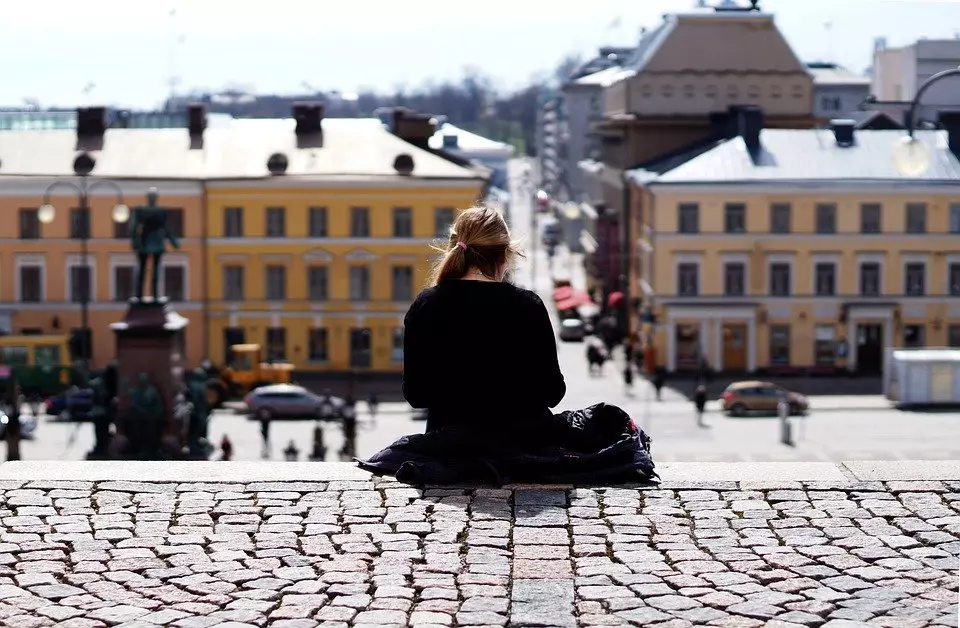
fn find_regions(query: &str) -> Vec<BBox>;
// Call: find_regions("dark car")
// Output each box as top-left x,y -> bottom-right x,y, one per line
45,388 -> 94,421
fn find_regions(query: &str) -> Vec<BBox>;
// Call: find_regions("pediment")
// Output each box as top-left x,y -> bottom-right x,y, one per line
345,248 -> 377,261
303,248 -> 333,262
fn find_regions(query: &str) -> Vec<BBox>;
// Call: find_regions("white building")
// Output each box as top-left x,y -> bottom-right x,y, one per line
429,121 -> 515,190
872,37 -> 960,124
807,62 -> 871,120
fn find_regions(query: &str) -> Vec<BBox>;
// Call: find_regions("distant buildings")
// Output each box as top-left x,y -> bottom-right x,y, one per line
428,120 -> 515,190
807,62 -> 872,120
872,37 -> 960,124
0,106 -> 487,378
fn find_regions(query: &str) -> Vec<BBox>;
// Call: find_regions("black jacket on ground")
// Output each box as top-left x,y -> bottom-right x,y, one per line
358,403 -> 657,486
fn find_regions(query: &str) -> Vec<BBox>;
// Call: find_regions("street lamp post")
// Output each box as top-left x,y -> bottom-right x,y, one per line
38,153 -> 129,373
892,65 -> 960,176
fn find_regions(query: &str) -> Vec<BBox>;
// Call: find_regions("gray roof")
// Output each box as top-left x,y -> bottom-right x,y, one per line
0,118 -> 481,181
653,129 -> 960,185
806,63 -> 872,87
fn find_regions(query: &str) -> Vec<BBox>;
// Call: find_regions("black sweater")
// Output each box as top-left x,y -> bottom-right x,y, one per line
402,279 -> 566,429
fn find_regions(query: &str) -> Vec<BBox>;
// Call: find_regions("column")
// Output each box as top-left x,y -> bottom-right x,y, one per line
713,319 -> 723,372
699,320 -> 708,365
667,317 -> 676,372
747,315 -> 757,373
847,316 -> 857,372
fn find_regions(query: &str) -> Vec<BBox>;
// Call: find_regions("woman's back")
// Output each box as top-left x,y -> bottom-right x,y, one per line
402,279 -> 566,430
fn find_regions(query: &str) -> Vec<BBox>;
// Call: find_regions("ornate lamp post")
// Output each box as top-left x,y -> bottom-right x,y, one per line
892,65 -> 960,176
37,153 -> 128,371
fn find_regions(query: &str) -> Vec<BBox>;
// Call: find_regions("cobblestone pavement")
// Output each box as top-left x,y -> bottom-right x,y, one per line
1,474 -> 958,627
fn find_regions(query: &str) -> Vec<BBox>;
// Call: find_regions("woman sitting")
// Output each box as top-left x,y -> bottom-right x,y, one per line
401,206 -> 566,432
361,206 -> 655,485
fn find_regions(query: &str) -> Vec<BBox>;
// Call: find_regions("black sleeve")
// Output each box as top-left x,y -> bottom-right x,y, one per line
401,298 -> 431,409
528,292 -> 566,408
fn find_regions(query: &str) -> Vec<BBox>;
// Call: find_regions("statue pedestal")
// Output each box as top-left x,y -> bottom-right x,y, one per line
109,298 -> 189,459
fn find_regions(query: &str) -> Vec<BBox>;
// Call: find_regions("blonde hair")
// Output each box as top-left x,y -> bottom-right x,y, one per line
429,206 -> 523,285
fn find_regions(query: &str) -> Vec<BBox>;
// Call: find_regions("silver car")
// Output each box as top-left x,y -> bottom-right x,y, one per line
244,384 -> 344,421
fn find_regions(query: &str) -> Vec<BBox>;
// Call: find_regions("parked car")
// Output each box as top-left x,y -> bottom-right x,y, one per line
719,381 -> 809,417
244,384 -> 344,421
559,318 -> 586,342
0,411 -> 38,440
45,388 -> 94,421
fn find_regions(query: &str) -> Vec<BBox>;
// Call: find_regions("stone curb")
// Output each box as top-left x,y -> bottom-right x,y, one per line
1,460 -> 958,482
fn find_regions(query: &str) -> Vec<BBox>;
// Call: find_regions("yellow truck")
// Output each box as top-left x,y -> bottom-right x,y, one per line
206,343 -> 294,408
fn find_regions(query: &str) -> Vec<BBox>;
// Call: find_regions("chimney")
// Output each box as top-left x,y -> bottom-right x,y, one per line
939,111 -> 960,156
738,106 -> 763,154
76,107 -> 107,140
292,102 -> 324,137
830,119 -> 856,147
392,108 -> 437,150
187,103 -> 207,138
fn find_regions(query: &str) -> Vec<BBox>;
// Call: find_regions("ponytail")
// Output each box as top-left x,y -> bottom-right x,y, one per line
430,245 -> 468,286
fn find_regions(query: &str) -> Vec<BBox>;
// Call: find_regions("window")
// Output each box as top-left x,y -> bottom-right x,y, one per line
223,207 -> 244,237
309,207 -> 328,237
349,266 -> 370,301
266,327 -> 286,361
69,329 -> 92,362
35,345 -> 61,368
769,325 -> 790,365
770,203 -> 790,234
951,263 -> 960,296
820,96 -> 840,111
392,266 -> 414,301
677,263 -> 698,296
724,263 -> 745,296
223,265 -> 244,301
163,265 -> 185,302
223,327 -> 245,365
724,203 -> 746,233
308,328 -> 329,362
860,203 -> 881,234
265,265 -> 286,301
391,327 -> 404,362
69,265 -> 92,303
905,262 -> 925,296
903,325 -> 925,348
905,203 -> 926,234
393,208 -> 413,238
266,207 -> 286,237
434,207 -> 455,238
307,266 -> 328,301
70,208 -> 90,239
814,262 -> 836,296
948,325 -> 960,348
678,204 -> 699,234
114,217 -> 130,239
769,263 -> 791,296
350,207 -> 370,237
114,266 -> 134,302
950,204 -> 960,234
349,328 -> 372,368
19,266 -> 42,303
1,346 -> 28,366
814,325 -> 836,365
815,203 -> 836,234
165,209 -> 185,238
19,209 -> 40,239
860,262 -> 881,296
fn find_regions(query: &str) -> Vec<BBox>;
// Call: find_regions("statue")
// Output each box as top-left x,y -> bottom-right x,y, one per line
130,187 -> 180,302
186,368 -> 212,456
127,373 -> 164,456
88,377 -> 112,457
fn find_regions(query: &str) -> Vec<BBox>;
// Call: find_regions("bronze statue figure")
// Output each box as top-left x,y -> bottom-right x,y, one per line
130,187 -> 180,301
128,373 -> 165,456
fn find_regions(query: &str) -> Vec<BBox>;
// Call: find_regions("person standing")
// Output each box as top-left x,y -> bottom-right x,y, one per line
694,385 -> 707,427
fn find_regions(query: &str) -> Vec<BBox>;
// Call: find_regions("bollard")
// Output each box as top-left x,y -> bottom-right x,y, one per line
778,398 -> 794,447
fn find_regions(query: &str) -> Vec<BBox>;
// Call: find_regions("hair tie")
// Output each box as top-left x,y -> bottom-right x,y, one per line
456,241 -> 468,251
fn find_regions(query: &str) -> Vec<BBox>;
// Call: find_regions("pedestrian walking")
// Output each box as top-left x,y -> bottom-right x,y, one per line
623,340 -> 635,395
694,385 -> 707,427
653,369 -> 665,402
259,418 -> 271,458
283,440 -> 300,461
219,435 -> 233,461
367,393 -> 379,423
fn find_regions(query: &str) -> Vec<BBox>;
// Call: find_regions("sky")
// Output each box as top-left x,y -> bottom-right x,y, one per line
2,0 -> 959,109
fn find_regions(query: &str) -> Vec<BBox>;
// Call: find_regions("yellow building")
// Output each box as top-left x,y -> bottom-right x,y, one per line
0,106 -> 486,375
203,112 -> 486,374
635,119 -> 960,376
0,108 -> 207,368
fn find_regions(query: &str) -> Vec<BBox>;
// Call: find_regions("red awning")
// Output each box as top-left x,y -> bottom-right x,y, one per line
556,291 -> 593,311
553,286 -> 574,301
607,291 -> 624,307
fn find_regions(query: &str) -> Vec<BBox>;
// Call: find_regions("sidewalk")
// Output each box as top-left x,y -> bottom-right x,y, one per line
0,461 -> 957,627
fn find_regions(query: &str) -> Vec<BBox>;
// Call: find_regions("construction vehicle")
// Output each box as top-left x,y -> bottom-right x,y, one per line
206,343 -> 294,409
